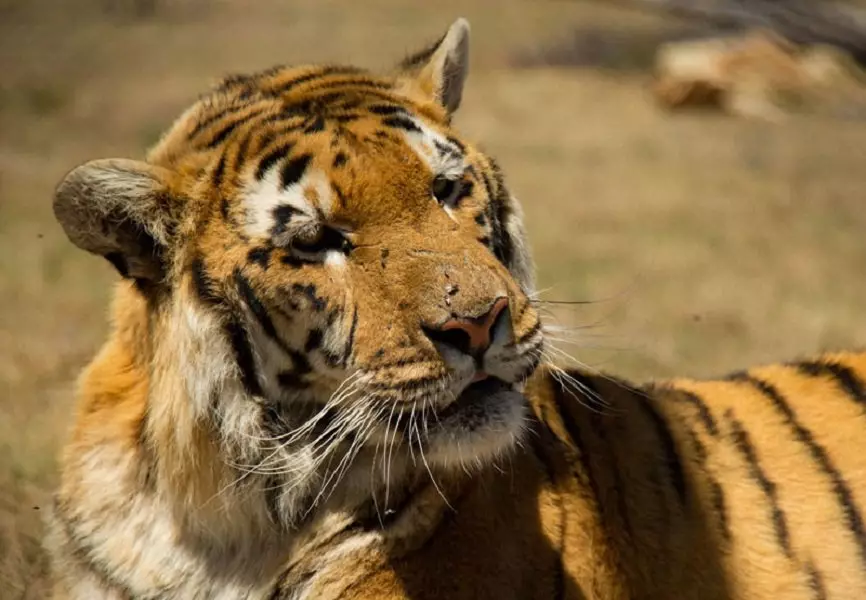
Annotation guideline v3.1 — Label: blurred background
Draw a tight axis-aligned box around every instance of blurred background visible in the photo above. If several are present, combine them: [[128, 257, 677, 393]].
[[2, 0, 866, 596]]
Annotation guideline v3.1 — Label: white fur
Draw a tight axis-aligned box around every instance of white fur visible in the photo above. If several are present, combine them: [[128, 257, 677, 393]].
[[243, 166, 334, 240], [398, 117, 464, 179]]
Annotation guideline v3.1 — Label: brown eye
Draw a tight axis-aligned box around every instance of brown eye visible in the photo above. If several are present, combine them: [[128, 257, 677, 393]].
[[432, 175, 463, 206]]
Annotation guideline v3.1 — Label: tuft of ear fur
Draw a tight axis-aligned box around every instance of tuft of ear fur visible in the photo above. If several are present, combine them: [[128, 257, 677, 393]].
[[398, 18, 471, 115], [53, 159, 178, 282]]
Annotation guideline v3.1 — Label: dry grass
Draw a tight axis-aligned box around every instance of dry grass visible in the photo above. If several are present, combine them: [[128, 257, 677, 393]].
[[2, 0, 866, 595]]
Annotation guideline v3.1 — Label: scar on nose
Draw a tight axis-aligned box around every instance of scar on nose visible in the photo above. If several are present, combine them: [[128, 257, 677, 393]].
[[410, 249, 435, 258], [380, 247, 389, 269]]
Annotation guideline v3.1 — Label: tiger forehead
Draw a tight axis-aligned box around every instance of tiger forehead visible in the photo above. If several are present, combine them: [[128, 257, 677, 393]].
[[229, 109, 467, 241], [240, 128, 465, 241]]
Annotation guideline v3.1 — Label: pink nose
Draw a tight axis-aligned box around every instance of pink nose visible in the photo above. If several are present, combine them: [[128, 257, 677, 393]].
[[428, 297, 509, 357]]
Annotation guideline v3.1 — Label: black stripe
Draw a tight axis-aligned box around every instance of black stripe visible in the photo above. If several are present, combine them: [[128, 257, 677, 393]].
[[233, 126, 255, 173], [256, 142, 295, 181], [188, 104, 238, 140], [271, 204, 303, 238], [303, 116, 325, 133], [446, 135, 466, 153], [289, 350, 312, 376], [332, 183, 348, 208], [107, 258, 129, 283], [343, 306, 358, 366], [368, 104, 403, 115], [332, 152, 348, 168], [480, 169, 505, 261], [589, 408, 637, 540], [234, 270, 292, 354], [796, 360, 866, 408], [806, 560, 828, 600], [200, 107, 268, 148], [524, 423, 567, 600], [381, 115, 420, 132], [489, 159, 516, 269], [330, 96, 363, 112], [304, 77, 391, 94], [225, 317, 262, 397], [732, 372, 866, 568], [212, 151, 227, 188], [673, 387, 719, 436], [253, 114, 307, 144], [291, 283, 327, 312], [634, 394, 688, 506], [304, 329, 323, 353], [280, 153, 312, 189], [725, 409, 793, 557], [309, 87, 401, 109], [266, 579, 288, 600], [683, 427, 731, 542], [551, 383, 604, 511], [51, 502, 136, 600], [266, 65, 364, 95], [278, 346, 312, 389], [433, 139, 457, 157], [277, 370, 308, 390], [710, 478, 731, 543], [190, 258, 221, 306], [247, 246, 273, 269]]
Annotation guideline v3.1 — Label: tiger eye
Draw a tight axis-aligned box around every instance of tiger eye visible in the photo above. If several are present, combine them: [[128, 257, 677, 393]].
[[432, 176, 459, 204]]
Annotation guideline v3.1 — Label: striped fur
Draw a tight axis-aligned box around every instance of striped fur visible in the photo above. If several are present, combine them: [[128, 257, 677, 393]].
[[48, 18, 866, 600]]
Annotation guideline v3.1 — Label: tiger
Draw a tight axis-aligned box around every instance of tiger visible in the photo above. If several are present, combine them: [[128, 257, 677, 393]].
[[651, 28, 866, 121], [46, 17, 866, 600]]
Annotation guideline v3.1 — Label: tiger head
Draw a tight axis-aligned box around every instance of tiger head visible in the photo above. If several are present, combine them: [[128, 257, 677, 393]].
[[53, 19, 542, 524]]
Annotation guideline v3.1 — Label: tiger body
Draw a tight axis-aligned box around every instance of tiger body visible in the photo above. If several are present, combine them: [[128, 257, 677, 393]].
[[651, 29, 865, 120], [46, 18, 866, 599], [275, 354, 866, 600]]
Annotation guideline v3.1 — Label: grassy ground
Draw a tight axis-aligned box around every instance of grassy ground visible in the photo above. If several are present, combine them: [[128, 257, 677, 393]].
[[2, 0, 866, 596]]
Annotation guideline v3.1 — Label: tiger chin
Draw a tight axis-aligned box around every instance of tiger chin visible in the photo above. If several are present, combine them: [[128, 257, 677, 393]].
[[47, 17, 866, 600]]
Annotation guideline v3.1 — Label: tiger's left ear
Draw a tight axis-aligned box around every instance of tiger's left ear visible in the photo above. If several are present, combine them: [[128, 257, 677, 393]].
[[396, 18, 470, 115]]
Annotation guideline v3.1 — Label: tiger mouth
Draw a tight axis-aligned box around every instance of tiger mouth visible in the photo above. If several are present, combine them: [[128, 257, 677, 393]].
[[427, 376, 523, 427]]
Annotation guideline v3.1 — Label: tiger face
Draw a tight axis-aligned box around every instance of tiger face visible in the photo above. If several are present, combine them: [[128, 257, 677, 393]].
[[53, 20, 541, 504]]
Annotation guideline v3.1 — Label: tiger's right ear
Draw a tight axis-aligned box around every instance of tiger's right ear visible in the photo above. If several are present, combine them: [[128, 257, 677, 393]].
[[53, 159, 179, 283], [396, 18, 471, 116]]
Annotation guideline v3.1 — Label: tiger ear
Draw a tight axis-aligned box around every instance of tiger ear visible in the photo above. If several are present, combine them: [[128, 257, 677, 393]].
[[53, 158, 178, 283], [397, 18, 470, 115]]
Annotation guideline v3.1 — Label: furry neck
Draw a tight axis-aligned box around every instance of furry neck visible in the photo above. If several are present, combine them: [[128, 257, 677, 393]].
[[58, 282, 418, 594]]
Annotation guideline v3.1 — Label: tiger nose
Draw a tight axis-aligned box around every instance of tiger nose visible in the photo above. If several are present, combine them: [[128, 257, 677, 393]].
[[424, 297, 509, 358]]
